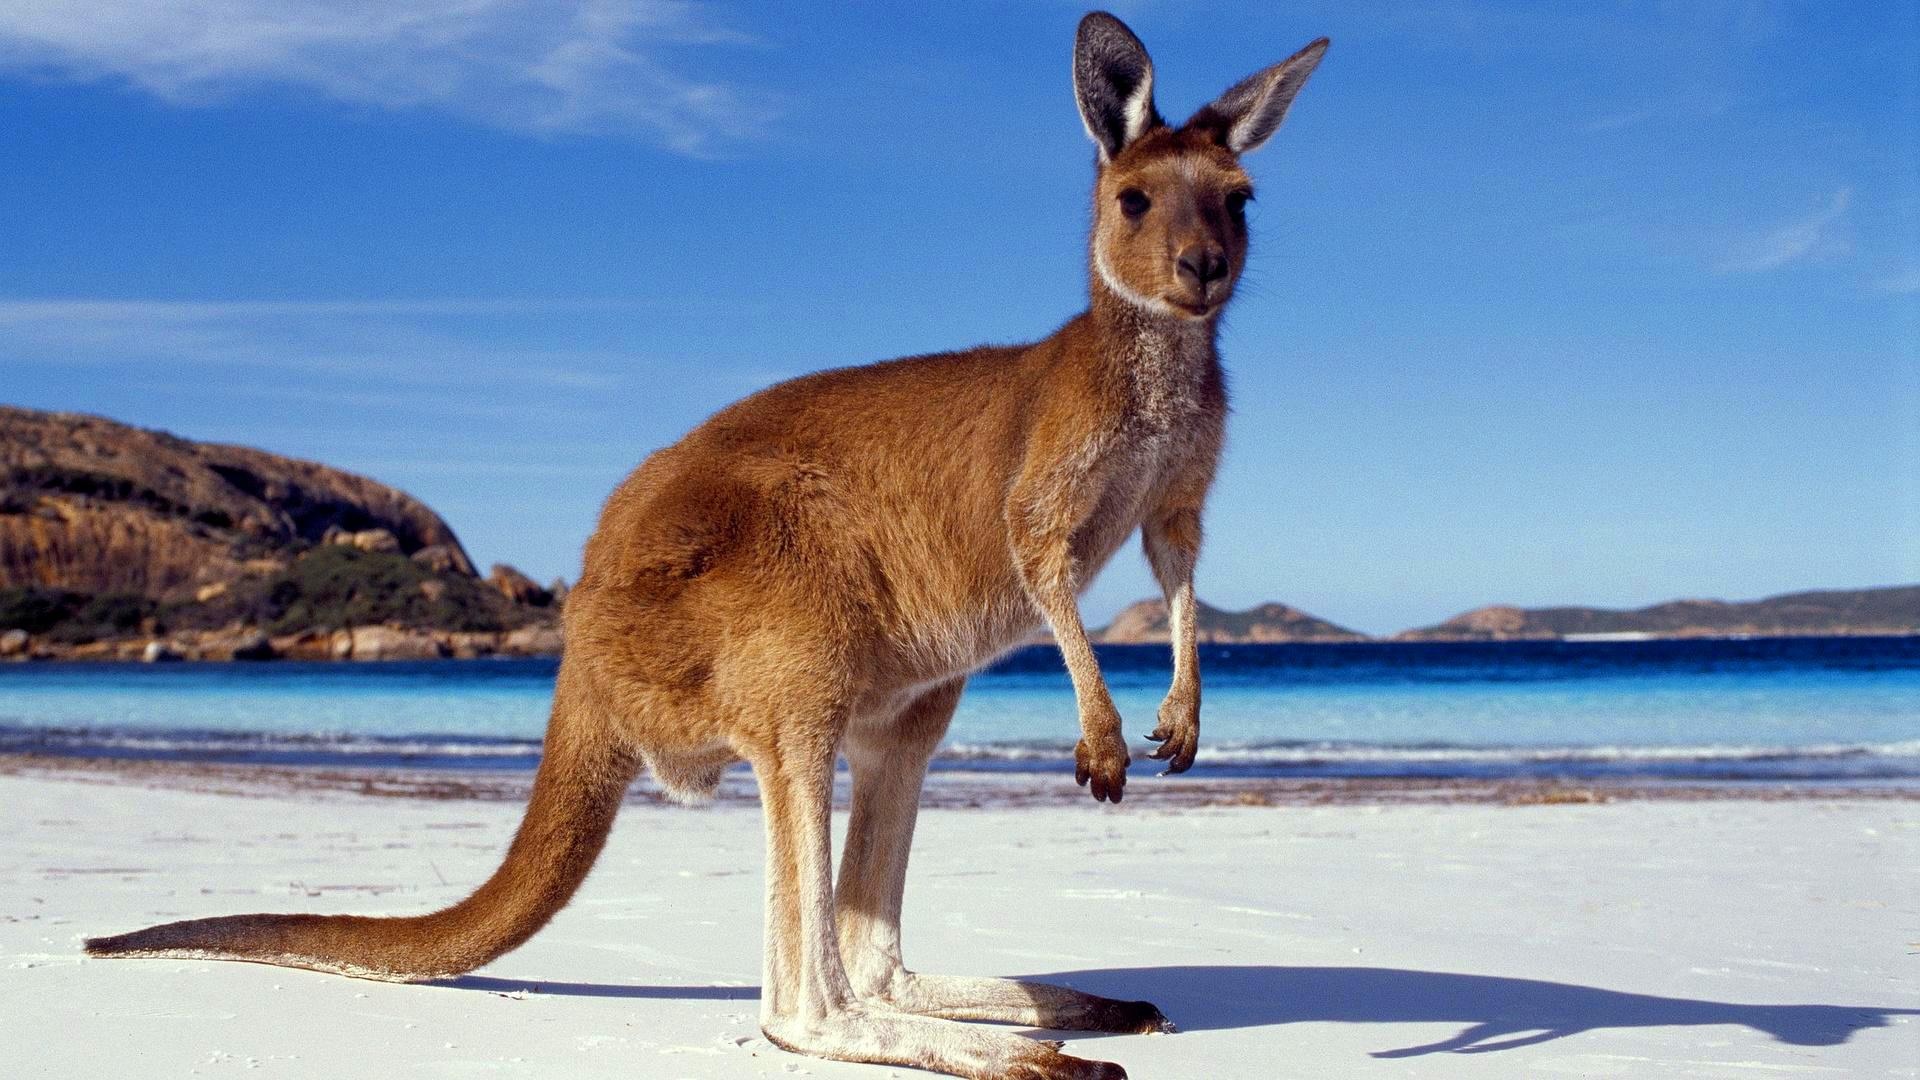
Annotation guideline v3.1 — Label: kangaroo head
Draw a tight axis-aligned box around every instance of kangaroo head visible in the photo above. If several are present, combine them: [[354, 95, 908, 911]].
[[1075, 12, 1327, 321]]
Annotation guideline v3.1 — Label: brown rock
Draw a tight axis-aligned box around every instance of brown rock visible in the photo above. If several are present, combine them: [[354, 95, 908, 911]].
[[488, 564, 553, 607], [344, 624, 450, 661], [1393, 586, 1920, 640], [443, 631, 501, 659], [410, 544, 462, 575], [0, 628, 29, 656], [0, 404, 479, 603], [1453, 605, 1532, 635], [501, 625, 563, 655], [0, 497, 255, 598], [1094, 598, 1366, 644], [202, 629, 276, 661], [349, 528, 402, 555], [270, 630, 335, 661], [66, 640, 122, 660]]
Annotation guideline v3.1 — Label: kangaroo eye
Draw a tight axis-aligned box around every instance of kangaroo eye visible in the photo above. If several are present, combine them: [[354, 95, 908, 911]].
[[1226, 189, 1252, 220], [1118, 189, 1151, 219]]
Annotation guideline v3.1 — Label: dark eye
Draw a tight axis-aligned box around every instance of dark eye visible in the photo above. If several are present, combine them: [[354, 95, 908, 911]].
[[1118, 188, 1151, 219], [1226, 189, 1253, 220]]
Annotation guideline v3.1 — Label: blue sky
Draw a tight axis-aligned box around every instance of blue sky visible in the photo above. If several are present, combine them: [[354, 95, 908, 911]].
[[1, 1, 1915, 635]]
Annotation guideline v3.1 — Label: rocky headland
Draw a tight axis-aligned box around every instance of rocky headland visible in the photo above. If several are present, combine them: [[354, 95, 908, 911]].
[[1, 406, 563, 661], [1394, 585, 1920, 641], [1093, 598, 1366, 644]]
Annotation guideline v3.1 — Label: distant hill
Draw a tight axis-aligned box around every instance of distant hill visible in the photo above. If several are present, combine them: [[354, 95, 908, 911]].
[[1096, 598, 1366, 644], [1395, 585, 1920, 641], [1, 406, 561, 660], [2, 405, 476, 596]]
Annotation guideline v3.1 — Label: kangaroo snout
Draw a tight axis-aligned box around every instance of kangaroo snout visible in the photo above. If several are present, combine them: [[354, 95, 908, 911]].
[[1176, 244, 1229, 290], [1176, 245, 1228, 286], [1173, 244, 1231, 311]]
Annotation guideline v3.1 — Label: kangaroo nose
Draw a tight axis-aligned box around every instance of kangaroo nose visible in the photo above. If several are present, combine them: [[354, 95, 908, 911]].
[[1176, 247, 1230, 289]]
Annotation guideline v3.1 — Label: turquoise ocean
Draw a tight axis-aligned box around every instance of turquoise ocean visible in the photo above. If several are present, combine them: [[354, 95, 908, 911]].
[[2, 638, 1916, 784]]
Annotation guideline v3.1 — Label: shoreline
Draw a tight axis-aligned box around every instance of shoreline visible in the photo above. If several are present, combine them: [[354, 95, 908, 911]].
[[5, 627, 1920, 663], [6, 751, 1914, 809]]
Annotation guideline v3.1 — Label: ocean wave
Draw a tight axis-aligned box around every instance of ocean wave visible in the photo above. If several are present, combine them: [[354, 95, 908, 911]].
[[5, 724, 1917, 781], [936, 738, 1920, 765], [0, 726, 542, 768], [928, 738, 1920, 781]]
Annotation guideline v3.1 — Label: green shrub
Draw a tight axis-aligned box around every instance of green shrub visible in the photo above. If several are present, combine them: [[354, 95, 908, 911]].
[[253, 545, 518, 634], [0, 587, 86, 634], [70, 593, 157, 638], [0, 588, 157, 643], [3, 547, 533, 642]]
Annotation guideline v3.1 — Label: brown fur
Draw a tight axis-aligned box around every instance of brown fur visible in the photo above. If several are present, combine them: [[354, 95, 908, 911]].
[[85, 13, 1326, 1079]]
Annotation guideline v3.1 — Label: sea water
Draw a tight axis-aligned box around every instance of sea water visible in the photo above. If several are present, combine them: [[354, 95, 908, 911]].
[[1, 638, 1915, 783]]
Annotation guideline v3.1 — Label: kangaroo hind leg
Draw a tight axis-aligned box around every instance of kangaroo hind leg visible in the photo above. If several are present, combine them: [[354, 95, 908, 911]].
[[835, 680, 1171, 1036], [750, 704, 1124, 1080]]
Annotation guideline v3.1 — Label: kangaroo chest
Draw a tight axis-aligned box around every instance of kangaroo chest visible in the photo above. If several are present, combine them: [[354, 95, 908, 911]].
[[1071, 333, 1217, 578]]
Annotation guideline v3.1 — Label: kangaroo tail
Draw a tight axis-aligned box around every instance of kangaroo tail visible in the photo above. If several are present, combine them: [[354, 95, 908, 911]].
[[84, 664, 638, 982]]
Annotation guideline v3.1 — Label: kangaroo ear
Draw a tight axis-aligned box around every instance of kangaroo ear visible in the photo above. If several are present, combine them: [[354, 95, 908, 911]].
[[1189, 37, 1329, 155], [1074, 12, 1161, 162]]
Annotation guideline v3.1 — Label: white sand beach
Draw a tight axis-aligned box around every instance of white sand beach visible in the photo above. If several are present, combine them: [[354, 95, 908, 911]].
[[4, 763, 1915, 1079]]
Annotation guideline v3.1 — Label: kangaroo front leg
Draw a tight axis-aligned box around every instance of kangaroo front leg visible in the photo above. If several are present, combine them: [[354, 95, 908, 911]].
[[835, 686, 1172, 1036], [1141, 503, 1204, 773], [753, 725, 1126, 1080], [1007, 447, 1130, 803]]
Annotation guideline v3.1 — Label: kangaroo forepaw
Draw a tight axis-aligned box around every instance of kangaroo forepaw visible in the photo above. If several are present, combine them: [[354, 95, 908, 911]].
[[1074, 730, 1130, 803], [1145, 694, 1199, 775]]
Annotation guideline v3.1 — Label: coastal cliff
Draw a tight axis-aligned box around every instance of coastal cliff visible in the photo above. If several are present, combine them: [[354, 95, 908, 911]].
[[2, 405, 478, 594], [1, 406, 560, 660]]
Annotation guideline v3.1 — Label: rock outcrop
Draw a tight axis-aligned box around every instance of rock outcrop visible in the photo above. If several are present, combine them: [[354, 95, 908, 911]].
[[0, 406, 573, 660], [1094, 598, 1367, 644], [1, 405, 476, 600], [487, 563, 554, 607], [1395, 585, 1920, 641]]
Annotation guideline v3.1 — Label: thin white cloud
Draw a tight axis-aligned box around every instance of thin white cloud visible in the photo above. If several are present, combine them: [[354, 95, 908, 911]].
[[1585, 97, 1728, 133], [0, 0, 772, 155], [1714, 187, 1852, 274], [0, 295, 632, 391], [0, 297, 644, 323], [1586, 108, 1654, 133], [0, 294, 770, 419], [1876, 268, 1920, 294], [115, 377, 604, 427]]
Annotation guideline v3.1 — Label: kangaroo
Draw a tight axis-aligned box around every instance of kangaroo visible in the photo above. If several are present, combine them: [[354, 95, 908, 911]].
[[85, 12, 1326, 1079]]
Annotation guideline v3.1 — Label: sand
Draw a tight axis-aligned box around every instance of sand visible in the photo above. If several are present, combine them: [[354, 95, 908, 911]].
[[3, 764, 1915, 1079]]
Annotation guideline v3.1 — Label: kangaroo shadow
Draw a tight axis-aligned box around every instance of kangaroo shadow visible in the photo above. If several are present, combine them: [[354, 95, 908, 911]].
[[439, 967, 1913, 1059], [1020, 966, 1918, 1057]]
